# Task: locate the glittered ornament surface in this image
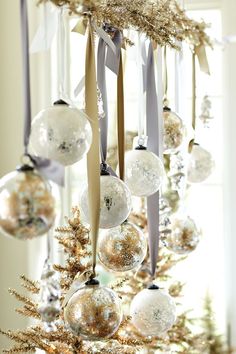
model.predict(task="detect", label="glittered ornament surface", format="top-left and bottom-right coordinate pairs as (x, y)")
top-left (98, 222), bottom-right (147, 272)
top-left (30, 103), bottom-right (92, 166)
top-left (187, 144), bottom-right (214, 183)
top-left (163, 110), bottom-right (185, 154)
top-left (64, 284), bottom-right (122, 340)
top-left (80, 175), bottom-right (132, 229)
top-left (161, 214), bottom-right (200, 255)
top-left (124, 149), bottom-right (165, 197)
top-left (0, 168), bottom-right (55, 239)
top-left (130, 288), bottom-right (176, 337)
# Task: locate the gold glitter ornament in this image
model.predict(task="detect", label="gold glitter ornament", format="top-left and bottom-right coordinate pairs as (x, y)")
top-left (130, 285), bottom-right (176, 337)
top-left (0, 165), bottom-right (55, 240)
top-left (64, 280), bottom-right (122, 340)
top-left (98, 221), bottom-right (147, 273)
top-left (161, 213), bottom-right (200, 255)
top-left (163, 107), bottom-right (185, 155)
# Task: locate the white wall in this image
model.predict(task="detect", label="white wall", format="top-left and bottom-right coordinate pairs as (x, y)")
top-left (221, 0), bottom-right (236, 347)
top-left (0, 1), bottom-right (51, 351)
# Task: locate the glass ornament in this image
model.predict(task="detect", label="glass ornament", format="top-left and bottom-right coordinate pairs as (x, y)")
top-left (38, 261), bottom-right (61, 331)
top-left (30, 100), bottom-right (92, 166)
top-left (64, 282), bottom-right (122, 340)
top-left (130, 286), bottom-right (176, 337)
top-left (187, 144), bottom-right (214, 183)
top-left (161, 214), bottom-right (200, 255)
top-left (0, 166), bottom-right (55, 240)
top-left (80, 175), bottom-right (132, 229)
top-left (98, 221), bottom-right (147, 272)
top-left (124, 149), bottom-right (165, 197)
top-left (163, 107), bottom-right (185, 154)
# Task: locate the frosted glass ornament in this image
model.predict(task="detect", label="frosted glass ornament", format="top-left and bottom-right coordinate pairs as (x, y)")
top-left (130, 286), bottom-right (176, 337)
top-left (0, 166), bottom-right (55, 240)
top-left (98, 221), bottom-right (147, 272)
top-left (161, 214), bottom-right (200, 255)
top-left (64, 282), bottom-right (122, 340)
top-left (187, 144), bottom-right (214, 183)
top-left (80, 175), bottom-right (132, 229)
top-left (163, 108), bottom-right (185, 154)
top-left (124, 149), bottom-right (165, 197)
top-left (30, 100), bottom-right (92, 166)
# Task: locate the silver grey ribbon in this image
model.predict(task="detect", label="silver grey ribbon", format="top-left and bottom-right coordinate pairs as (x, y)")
top-left (145, 42), bottom-right (160, 278)
top-left (97, 29), bottom-right (122, 176)
top-left (20, 0), bottom-right (64, 186)
top-left (20, 0), bottom-right (31, 153)
top-left (97, 37), bottom-right (108, 164)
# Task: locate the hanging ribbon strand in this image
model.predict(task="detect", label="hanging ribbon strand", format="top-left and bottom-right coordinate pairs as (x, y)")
top-left (105, 29), bottom-right (125, 181)
top-left (85, 21), bottom-right (100, 277)
top-left (117, 47), bottom-right (125, 181)
top-left (163, 45), bottom-right (168, 107)
top-left (20, 0), bottom-right (31, 155)
top-left (189, 48), bottom-right (197, 152)
top-left (137, 33), bottom-right (145, 143)
top-left (97, 36), bottom-right (108, 165)
top-left (146, 42), bottom-right (161, 278)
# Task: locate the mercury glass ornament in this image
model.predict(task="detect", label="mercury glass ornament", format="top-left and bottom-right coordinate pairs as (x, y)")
top-left (80, 175), bottom-right (132, 229)
top-left (0, 165), bottom-right (55, 239)
top-left (124, 148), bottom-right (165, 197)
top-left (163, 107), bottom-right (185, 154)
top-left (64, 281), bottom-right (122, 340)
top-left (161, 214), bottom-right (200, 255)
top-left (30, 100), bottom-right (92, 166)
top-left (98, 221), bottom-right (147, 272)
top-left (130, 286), bottom-right (176, 337)
top-left (38, 261), bottom-right (61, 331)
top-left (187, 144), bottom-right (214, 183)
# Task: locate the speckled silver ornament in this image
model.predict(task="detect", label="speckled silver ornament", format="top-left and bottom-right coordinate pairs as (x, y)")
top-left (30, 102), bottom-right (92, 166)
top-left (187, 144), bottom-right (214, 183)
top-left (80, 175), bottom-right (132, 229)
top-left (124, 149), bottom-right (165, 197)
top-left (130, 287), bottom-right (176, 337)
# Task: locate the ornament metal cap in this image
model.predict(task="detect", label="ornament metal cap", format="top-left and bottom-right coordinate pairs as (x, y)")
top-left (135, 145), bottom-right (147, 151)
top-left (85, 278), bottom-right (100, 286)
top-left (53, 99), bottom-right (68, 106)
top-left (163, 106), bottom-right (171, 112)
top-left (16, 164), bottom-right (34, 172)
top-left (148, 284), bottom-right (160, 290)
top-left (100, 162), bottom-right (110, 176)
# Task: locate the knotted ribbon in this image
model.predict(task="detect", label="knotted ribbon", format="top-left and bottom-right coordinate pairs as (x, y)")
top-left (20, 0), bottom-right (64, 186)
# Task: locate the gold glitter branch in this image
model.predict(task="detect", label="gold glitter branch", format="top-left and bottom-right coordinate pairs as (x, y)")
top-left (37, 0), bottom-right (211, 48)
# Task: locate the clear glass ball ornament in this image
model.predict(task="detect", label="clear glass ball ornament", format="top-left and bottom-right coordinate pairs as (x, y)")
top-left (64, 282), bottom-right (122, 340)
top-left (38, 261), bottom-right (61, 331)
top-left (130, 286), bottom-right (176, 337)
top-left (163, 108), bottom-right (185, 154)
top-left (80, 175), bottom-right (132, 229)
top-left (124, 149), bottom-right (165, 197)
top-left (0, 166), bottom-right (55, 240)
top-left (98, 221), bottom-right (147, 272)
top-left (187, 144), bottom-right (214, 183)
top-left (161, 213), bottom-right (200, 255)
top-left (30, 101), bottom-right (92, 166)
